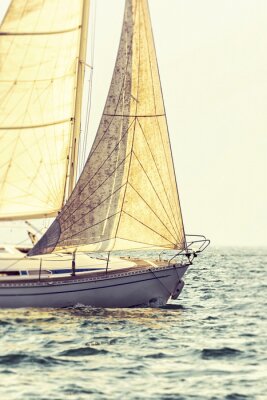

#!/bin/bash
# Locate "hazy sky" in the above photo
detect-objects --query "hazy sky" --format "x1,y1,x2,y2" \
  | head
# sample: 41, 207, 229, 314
0, 0, 266, 246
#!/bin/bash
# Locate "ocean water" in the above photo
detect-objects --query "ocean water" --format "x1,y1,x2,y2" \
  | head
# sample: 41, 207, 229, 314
0, 247, 266, 400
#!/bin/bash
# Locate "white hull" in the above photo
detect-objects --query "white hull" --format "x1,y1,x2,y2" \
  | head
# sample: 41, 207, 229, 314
0, 263, 188, 308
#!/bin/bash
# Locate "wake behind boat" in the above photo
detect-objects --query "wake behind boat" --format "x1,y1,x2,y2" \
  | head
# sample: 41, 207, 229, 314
0, 0, 209, 308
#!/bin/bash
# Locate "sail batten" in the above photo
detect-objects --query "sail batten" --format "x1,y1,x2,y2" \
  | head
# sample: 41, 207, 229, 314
0, 0, 88, 221
29, 0, 186, 256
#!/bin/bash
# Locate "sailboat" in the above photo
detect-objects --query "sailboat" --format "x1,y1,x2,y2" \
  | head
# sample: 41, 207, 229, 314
0, 0, 209, 308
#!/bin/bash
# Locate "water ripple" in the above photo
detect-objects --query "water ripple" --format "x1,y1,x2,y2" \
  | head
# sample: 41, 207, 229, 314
0, 247, 266, 399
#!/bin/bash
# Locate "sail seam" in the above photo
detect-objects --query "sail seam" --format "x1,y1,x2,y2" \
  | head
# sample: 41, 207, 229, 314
0, 118, 71, 130
0, 72, 75, 83
103, 113, 165, 117
0, 26, 81, 36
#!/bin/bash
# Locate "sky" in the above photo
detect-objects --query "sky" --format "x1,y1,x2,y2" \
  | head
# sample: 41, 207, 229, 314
0, 0, 266, 247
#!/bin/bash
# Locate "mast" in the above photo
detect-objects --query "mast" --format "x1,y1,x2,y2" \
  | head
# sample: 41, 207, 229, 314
67, 0, 91, 199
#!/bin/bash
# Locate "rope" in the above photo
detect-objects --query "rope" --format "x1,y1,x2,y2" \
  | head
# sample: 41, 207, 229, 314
149, 268, 171, 296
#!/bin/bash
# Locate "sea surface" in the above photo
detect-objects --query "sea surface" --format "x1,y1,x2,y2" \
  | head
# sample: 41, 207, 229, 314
0, 247, 266, 400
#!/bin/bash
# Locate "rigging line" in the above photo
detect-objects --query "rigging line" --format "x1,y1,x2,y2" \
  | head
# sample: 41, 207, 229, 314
136, 118, 181, 237
149, 268, 171, 296
121, 210, 176, 247
80, 0, 97, 171
0, 26, 81, 36
127, 181, 178, 243
59, 151, 131, 225
141, 1, 186, 243
59, 181, 127, 235
59, 119, 136, 222
140, 1, 181, 238
83, 4, 134, 164
113, 0, 141, 242
132, 144, 180, 238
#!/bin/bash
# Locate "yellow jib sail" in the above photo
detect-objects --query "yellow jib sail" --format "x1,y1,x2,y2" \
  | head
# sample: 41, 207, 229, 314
0, 0, 89, 221
30, 0, 185, 255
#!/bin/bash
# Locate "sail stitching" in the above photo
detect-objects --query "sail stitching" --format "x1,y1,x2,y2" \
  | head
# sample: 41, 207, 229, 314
127, 181, 178, 243
136, 117, 181, 236
121, 210, 176, 246
131, 146, 180, 238
9, 138, 60, 204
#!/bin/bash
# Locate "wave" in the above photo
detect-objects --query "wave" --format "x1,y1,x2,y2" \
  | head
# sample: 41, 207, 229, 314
59, 347, 108, 357
0, 353, 65, 366
201, 347, 242, 359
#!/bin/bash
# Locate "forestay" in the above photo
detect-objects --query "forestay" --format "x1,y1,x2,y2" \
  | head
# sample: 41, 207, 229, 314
30, 0, 185, 255
0, 0, 88, 221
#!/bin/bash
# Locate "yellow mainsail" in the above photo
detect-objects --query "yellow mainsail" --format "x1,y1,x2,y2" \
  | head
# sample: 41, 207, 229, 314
29, 0, 185, 255
0, 0, 89, 221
